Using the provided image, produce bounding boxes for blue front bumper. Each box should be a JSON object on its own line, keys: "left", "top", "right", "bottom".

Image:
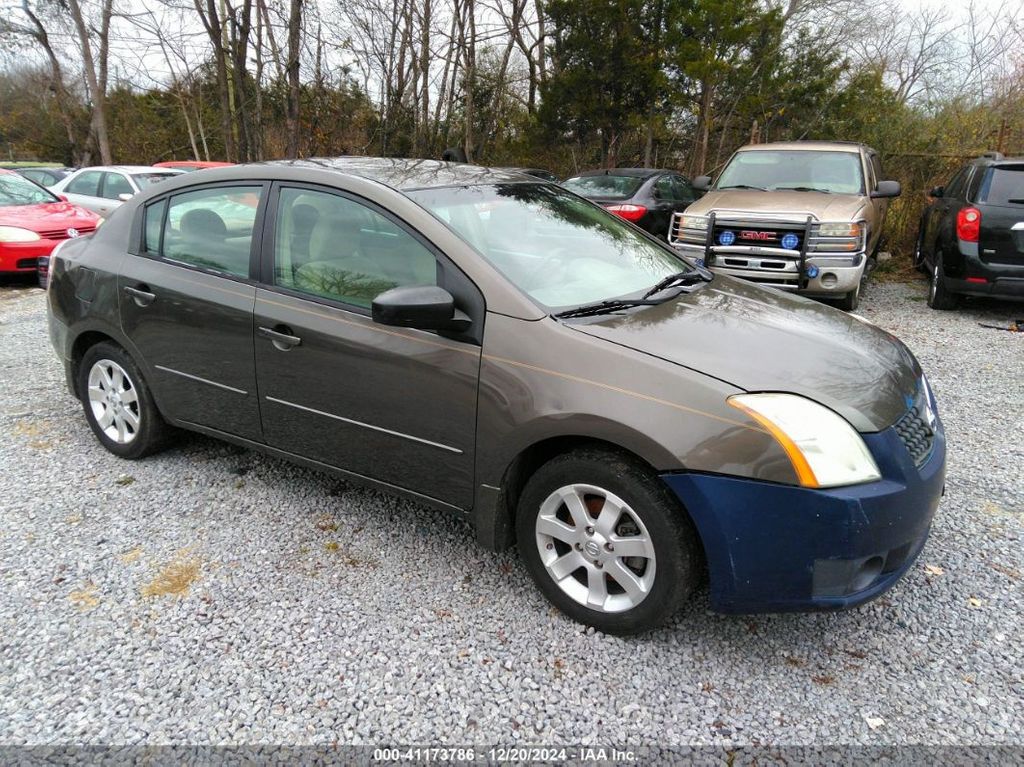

{"left": 662, "top": 424, "right": 946, "bottom": 613}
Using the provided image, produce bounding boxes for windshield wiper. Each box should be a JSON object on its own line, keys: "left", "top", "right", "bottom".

{"left": 555, "top": 298, "right": 664, "bottom": 319}
{"left": 642, "top": 269, "right": 710, "bottom": 299}
{"left": 776, "top": 186, "right": 833, "bottom": 194}
{"left": 719, "top": 184, "right": 767, "bottom": 191}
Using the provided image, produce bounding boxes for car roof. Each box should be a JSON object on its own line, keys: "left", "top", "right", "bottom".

{"left": 247, "top": 157, "right": 532, "bottom": 191}
{"left": 72, "top": 165, "right": 184, "bottom": 174}
{"left": 736, "top": 141, "right": 869, "bottom": 154}
{"left": 569, "top": 168, "right": 668, "bottom": 179}
{"left": 970, "top": 152, "right": 1024, "bottom": 167}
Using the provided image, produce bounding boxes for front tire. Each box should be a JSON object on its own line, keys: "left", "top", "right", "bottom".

{"left": 836, "top": 280, "right": 861, "bottom": 311}
{"left": 77, "top": 342, "right": 170, "bottom": 459}
{"left": 515, "top": 448, "right": 700, "bottom": 635}
{"left": 927, "top": 256, "right": 959, "bottom": 310}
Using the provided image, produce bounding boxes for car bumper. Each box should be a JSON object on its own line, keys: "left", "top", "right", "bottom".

{"left": 945, "top": 247, "right": 1024, "bottom": 300}
{"left": 661, "top": 422, "right": 946, "bottom": 613}
{"left": 48, "top": 311, "right": 76, "bottom": 396}
{"left": 0, "top": 240, "right": 59, "bottom": 274}
{"left": 673, "top": 243, "right": 864, "bottom": 295}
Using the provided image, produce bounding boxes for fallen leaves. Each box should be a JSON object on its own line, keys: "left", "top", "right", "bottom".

{"left": 923, "top": 564, "right": 945, "bottom": 576}
{"left": 69, "top": 583, "right": 100, "bottom": 611}
{"left": 141, "top": 554, "right": 202, "bottom": 598}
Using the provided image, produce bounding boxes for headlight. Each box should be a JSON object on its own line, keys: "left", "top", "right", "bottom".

{"left": 729, "top": 393, "right": 881, "bottom": 488}
{"left": 816, "top": 222, "right": 862, "bottom": 238}
{"left": 680, "top": 214, "right": 709, "bottom": 231}
{"left": 0, "top": 226, "right": 41, "bottom": 243}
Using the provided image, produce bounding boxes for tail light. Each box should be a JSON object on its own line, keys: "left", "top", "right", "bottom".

{"left": 956, "top": 207, "right": 981, "bottom": 242}
{"left": 605, "top": 204, "right": 647, "bottom": 222}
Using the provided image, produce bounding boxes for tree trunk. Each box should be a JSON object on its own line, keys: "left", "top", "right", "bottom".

{"left": 66, "top": 0, "right": 113, "bottom": 164}
{"left": 285, "top": 0, "right": 303, "bottom": 158}
{"left": 195, "top": 0, "right": 236, "bottom": 161}
{"left": 694, "top": 82, "right": 714, "bottom": 175}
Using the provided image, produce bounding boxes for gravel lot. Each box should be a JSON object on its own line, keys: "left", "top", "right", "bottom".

{"left": 1, "top": 278, "right": 1022, "bottom": 751}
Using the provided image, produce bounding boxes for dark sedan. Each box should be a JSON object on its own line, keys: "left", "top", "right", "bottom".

{"left": 915, "top": 152, "right": 1024, "bottom": 308}
{"left": 563, "top": 168, "right": 698, "bottom": 239}
{"left": 47, "top": 158, "right": 944, "bottom": 634}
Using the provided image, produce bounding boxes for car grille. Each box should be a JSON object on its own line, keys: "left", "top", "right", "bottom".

{"left": 712, "top": 224, "right": 804, "bottom": 250}
{"left": 894, "top": 387, "right": 936, "bottom": 468}
{"left": 38, "top": 226, "right": 96, "bottom": 240}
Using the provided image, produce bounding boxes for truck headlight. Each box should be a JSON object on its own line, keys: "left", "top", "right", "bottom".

{"left": 0, "top": 226, "right": 42, "bottom": 243}
{"left": 816, "top": 222, "right": 862, "bottom": 238}
{"left": 679, "top": 214, "right": 709, "bottom": 231}
{"left": 728, "top": 393, "right": 881, "bottom": 488}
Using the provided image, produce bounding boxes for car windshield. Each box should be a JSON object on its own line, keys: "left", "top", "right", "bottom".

{"left": 716, "top": 150, "right": 865, "bottom": 195}
{"left": 977, "top": 165, "right": 1024, "bottom": 205}
{"left": 562, "top": 174, "right": 645, "bottom": 200}
{"left": 0, "top": 173, "right": 58, "bottom": 206}
{"left": 132, "top": 173, "right": 178, "bottom": 188}
{"left": 407, "top": 183, "right": 690, "bottom": 309}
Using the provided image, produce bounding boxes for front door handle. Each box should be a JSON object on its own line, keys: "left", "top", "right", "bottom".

{"left": 258, "top": 325, "right": 302, "bottom": 351}
{"left": 123, "top": 285, "right": 156, "bottom": 307}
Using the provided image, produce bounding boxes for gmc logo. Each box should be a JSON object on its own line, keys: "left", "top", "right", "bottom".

{"left": 739, "top": 230, "right": 776, "bottom": 241}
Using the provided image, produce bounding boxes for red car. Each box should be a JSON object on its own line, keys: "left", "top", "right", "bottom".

{"left": 0, "top": 170, "right": 102, "bottom": 284}
{"left": 152, "top": 160, "right": 234, "bottom": 172}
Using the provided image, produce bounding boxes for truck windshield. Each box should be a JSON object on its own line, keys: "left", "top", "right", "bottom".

{"left": 408, "top": 183, "right": 691, "bottom": 309}
{"left": 717, "top": 150, "right": 865, "bottom": 195}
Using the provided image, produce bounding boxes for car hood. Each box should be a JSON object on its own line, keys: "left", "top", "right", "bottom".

{"left": 566, "top": 277, "right": 920, "bottom": 432}
{"left": 0, "top": 201, "right": 101, "bottom": 231}
{"left": 686, "top": 189, "right": 869, "bottom": 222}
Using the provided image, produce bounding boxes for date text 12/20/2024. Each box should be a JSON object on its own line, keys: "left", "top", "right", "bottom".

{"left": 372, "top": 747, "right": 638, "bottom": 762}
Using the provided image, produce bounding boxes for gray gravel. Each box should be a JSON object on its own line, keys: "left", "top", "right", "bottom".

{"left": 0, "top": 278, "right": 1022, "bottom": 749}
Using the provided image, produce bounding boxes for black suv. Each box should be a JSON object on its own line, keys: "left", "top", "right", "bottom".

{"left": 915, "top": 152, "right": 1023, "bottom": 309}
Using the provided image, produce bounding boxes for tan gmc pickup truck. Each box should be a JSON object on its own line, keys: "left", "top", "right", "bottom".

{"left": 668, "top": 141, "right": 901, "bottom": 310}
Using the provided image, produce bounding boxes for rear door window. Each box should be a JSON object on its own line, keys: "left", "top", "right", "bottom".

{"left": 671, "top": 175, "right": 696, "bottom": 202}
{"left": 101, "top": 172, "right": 134, "bottom": 200}
{"left": 66, "top": 170, "right": 102, "bottom": 197}
{"left": 157, "top": 186, "right": 263, "bottom": 277}
{"left": 944, "top": 168, "right": 970, "bottom": 199}
{"left": 976, "top": 166, "right": 1024, "bottom": 205}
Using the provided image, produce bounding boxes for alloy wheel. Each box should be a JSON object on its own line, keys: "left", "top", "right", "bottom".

{"left": 87, "top": 359, "right": 141, "bottom": 444}
{"left": 534, "top": 483, "right": 656, "bottom": 613}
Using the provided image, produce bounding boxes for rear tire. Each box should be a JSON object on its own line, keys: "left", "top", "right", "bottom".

{"left": 927, "top": 256, "right": 959, "bottom": 310}
{"left": 913, "top": 231, "right": 927, "bottom": 273}
{"left": 77, "top": 342, "right": 170, "bottom": 459}
{"left": 515, "top": 448, "right": 700, "bottom": 635}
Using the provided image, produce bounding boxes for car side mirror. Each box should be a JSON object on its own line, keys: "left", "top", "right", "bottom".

{"left": 118, "top": 193, "right": 133, "bottom": 202}
{"left": 870, "top": 180, "right": 901, "bottom": 199}
{"left": 372, "top": 285, "right": 471, "bottom": 332}
{"left": 928, "top": 185, "right": 944, "bottom": 199}
{"left": 692, "top": 176, "right": 712, "bottom": 192}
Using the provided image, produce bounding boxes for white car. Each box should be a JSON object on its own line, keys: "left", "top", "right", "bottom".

{"left": 52, "top": 166, "right": 183, "bottom": 217}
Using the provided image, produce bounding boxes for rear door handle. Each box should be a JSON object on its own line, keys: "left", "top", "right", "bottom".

{"left": 258, "top": 325, "right": 302, "bottom": 351}
{"left": 123, "top": 285, "right": 156, "bottom": 307}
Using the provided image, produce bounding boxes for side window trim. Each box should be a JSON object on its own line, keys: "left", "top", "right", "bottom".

{"left": 258, "top": 180, "right": 481, "bottom": 325}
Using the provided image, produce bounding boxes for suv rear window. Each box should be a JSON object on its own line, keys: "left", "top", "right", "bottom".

{"left": 977, "top": 165, "right": 1024, "bottom": 205}
{"left": 563, "top": 175, "right": 645, "bottom": 200}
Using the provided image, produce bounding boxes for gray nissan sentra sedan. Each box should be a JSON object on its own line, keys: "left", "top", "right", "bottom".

{"left": 46, "top": 158, "right": 946, "bottom": 634}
